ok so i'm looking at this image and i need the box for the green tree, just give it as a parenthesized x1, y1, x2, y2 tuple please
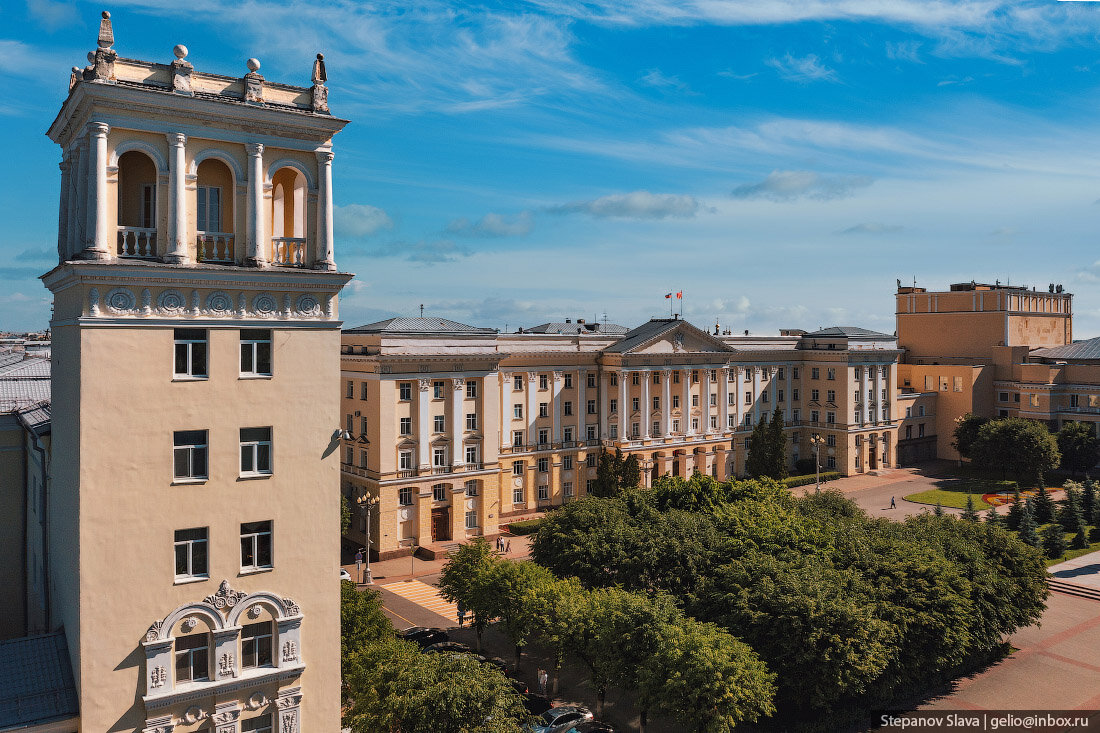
(1041, 523, 1067, 559)
(952, 412, 987, 460)
(745, 414, 770, 479)
(933, 502, 945, 517)
(971, 417, 1061, 483)
(531, 575, 588, 697)
(1005, 487, 1024, 531)
(621, 453, 643, 490)
(1057, 484, 1085, 534)
(438, 537, 500, 651)
(985, 504, 1002, 526)
(1034, 485, 1056, 525)
(485, 560, 557, 668)
(1019, 499, 1040, 548)
(341, 494, 352, 535)
(962, 494, 979, 522)
(1083, 478, 1097, 524)
(766, 407, 789, 479)
(1058, 421, 1100, 476)
(340, 583, 393, 679)
(592, 448, 625, 497)
(1072, 525, 1090, 550)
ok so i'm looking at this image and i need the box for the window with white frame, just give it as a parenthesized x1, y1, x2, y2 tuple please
(564, 374, 573, 388)
(672, 419, 680, 432)
(346, 380, 354, 399)
(240, 329, 271, 376)
(512, 460, 524, 475)
(709, 393, 717, 406)
(655, 372, 663, 385)
(433, 447, 447, 467)
(466, 381, 478, 399)
(241, 621, 273, 669)
(174, 430, 208, 480)
(632, 422, 640, 437)
(826, 411, 835, 424)
(691, 418, 699, 431)
(562, 455, 573, 470)
(433, 484, 448, 501)
(810, 410, 819, 423)
(632, 397, 639, 411)
(399, 382, 411, 400)
(399, 418, 411, 436)
(538, 485, 549, 501)
(465, 480, 478, 496)
(586, 479, 595, 492)
(610, 398, 617, 414)
(610, 373, 618, 386)
(539, 402, 549, 418)
(586, 453, 597, 467)
(538, 428, 549, 445)
(539, 374, 548, 390)
(564, 401, 573, 416)
(174, 632, 209, 683)
(761, 390, 769, 404)
(632, 373, 640, 386)
(609, 424, 618, 438)
(240, 521, 272, 571)
(586, 425, 597, 440)
(587, 373, 596, 388)
(433, 381, 445, 399)
(466, 413, 477, 430)
(360, 416, 368, 435)
(466, 445, 479, 464)
(174, 527, 208, 580)
(174, 328, 208, 378)
(587, 399, 596, 415)
(728, 415, 735, 428)
(692, 394, 699, 407)
(239, 427, 272, 476)
(513, 487, 524, 504)
(792, 388, 799, 401)
(399, 451, 412, 470)
(792, 367, 800, 379)
(826, 456, 836, 469)
(398, 487, 413, 505)
(653, 396, 660, 410)
(433, 415, 445, 433)
(826, 390, 835, 403)
(652, 421, 660, 436)
(710, 416, 718, 429)
(514, 375, 524, 391)
(564, 481, 574, 497)
(745, 391, 752, 403)
(513, 404, 523, 420)
(728, 393, 735, 405)
(465, 511, 478, 529)
(344, 446, 353, 464)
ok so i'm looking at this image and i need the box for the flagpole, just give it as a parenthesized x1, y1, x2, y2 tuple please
(669, 290, 673, 318)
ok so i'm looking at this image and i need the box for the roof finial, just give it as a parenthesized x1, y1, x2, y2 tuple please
(98, 11, 114, 49)
(312, 53, 327, 84)
(243, 58, 264, 104)
(90, 10, 117, 82)
(310, 53, 330, 114)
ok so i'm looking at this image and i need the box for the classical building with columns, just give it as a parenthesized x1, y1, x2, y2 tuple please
(340, 316, 901, 558)
(9, 12, 351, 733)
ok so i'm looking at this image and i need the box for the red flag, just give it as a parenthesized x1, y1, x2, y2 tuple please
(664, 292, 672, 299)
(676, 291, 682, 299)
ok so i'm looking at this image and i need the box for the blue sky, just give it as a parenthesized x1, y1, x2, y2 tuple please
(5, 1, 1100, 337)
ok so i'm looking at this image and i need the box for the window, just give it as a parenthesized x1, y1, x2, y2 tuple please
(399, 487, 413, 505)
(564, 481, 574, 498)
(564, 401, 573, 416)
(728, 393, 735, 405)
(811, 389, 820, 402)
(653, 396, 660, 411)
(792, 408, 800, 422)
(586, 424, 597, 440)
(882, 406, 889, 420)
(1030, 394, 1040, 407)
(826, 368, 836, 380)
(587, 399, 597, 415)
(691, 418, 699, 431)
(240, 427, 272, 476)
(399, 451, 412, 470)
(691, 394, 699, 407)
(777, 390, 784, 403)
(610, 398, 617, 414)
(537, 457, 549, 473)
(587, 373, 596, 388)
(513, 431, 524, 447)
(513, 487, 524, 504)
(610, 424, 618, 438)
(792, 388, 800, 401)
(654, 372, 662, 385)
(346, 380, 354, 399)
(826, 434, 836, 446)
(514, 404, 523, 419)
(465, 413, 478, 431)
(433, 381, 445, 399)
(240, 521, 272, 571)
(512, 460, 524, 476)
(1071, 394, 1081, 408)
(514, 375, 524, 391)
(466, 381, 477, 399)
(810, 410, 820, 423)
(539, 374, 548, 390)
(358, 449, 368, 469)
(610, 373, 618, 386)
(692, 370, 700, 383)
(632, 422, 640, 437)
(905, 425, 912, 439)
(811, 367, 820, 380)
(918, 423, 926, 437)
(361, 381, 368, 400)
(855, 390, 861, 403)
(174, 528, 208, 580)
(174, 430, 208, 480)
(564, 426, 574, 442)
(761, 390, 769, 404)
(196, 184, 221, 232)
(632, 397, 640, 411)
(826, 390, 835, 403)
(918, 405, 925, 417)
(728, 415, 735, 428)
(465, 511, 478, 529)
(632, 373, 640, 386)
(563, 456, 573, 470)
(433, 484, 448, 501)
(854, 409, 861, 422)
(399, 382, 412, 400)
(240, 329, 271, 376)
(710, 416, 718, 429)
(953, 377, 963, 393)
(433, 447, 447, 467)
(1014, 393, 1021, 403)
(652, 421, 661, 436)
(399, 418, 411, 436)
(433, 415, 445, 433)
(346, 414, 354, 433)
(745, 391, 752, 403)
(826, 456, 836, 469)
(940, 377, 949, 392)
(538, 428, 549, 445)
(564, 374, 573, 389)
(465, 480, 479, 496)
(709, 393, 717, 406)
(538, 485, 549, 501)
(586, 453, 597, 467)
(999, 391, 1009, 402)
(538, 402, 549, 418)
(174, 633, 209, 683)
(793, 367, 800, 379)
(673, 419, 680, 432)
(360, 416, 368, 435)
(242, 715, 273, 733)
(344, 446, 353, 464)
(241, 621, 273, 669)
(727, 370, 735, 382)
(586, 479, 596, 493)
(174, 328, 208, 378)
(141, 183, 157, 228)
(868, 408, 875, 421)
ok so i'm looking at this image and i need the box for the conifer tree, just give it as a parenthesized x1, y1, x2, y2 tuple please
(1006, 487, 1024, 531)
(1083, 478, 1097, 525)
(1034, 484, 1056, 525)
(1072, 525, 1090, 551)
(962, 494, 979, 522)
(766, 407, 789, 480)
(1020, 499, 1040, 548)
(933, 502, 945, 517)
(985, 504, 1002, 526)
(745, 415, 770, 479)
(1041, 523, 1067, 559)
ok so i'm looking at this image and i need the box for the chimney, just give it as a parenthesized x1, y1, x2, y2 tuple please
(577, 318, 585, 324)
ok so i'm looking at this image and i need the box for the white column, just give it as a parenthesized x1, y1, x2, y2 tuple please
(703, 368, 712, 434)
(640, 370, 650, 437)
(552, 372, 563, 444)
(500, 373, 510, 450)
(720, 368, 729, 433)
(451, 378, 465, 468)
(245, 142, 266, 266)
(417, 379, 431, 469)
(56, 156, 71, 261)
(315, 148, 336, 270)
(618, 370, 627, 441)
(526, 372, 537, 444)
(69, 141, 85, 259)
(600, 372, 610, 439)
(164, 133, 188, 263)
(752, 368, 761, 425)
(662, 369, 672, 436)
(81, 122, 111, 259)
(682, 368, 693, 435)
(577, 370, 587, 442)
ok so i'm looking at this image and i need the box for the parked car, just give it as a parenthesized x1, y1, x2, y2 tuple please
(508, 678, 529, 696)
(561, 723, 615, 733)
(396, 627, 449, 648)
(339, 568, 352, 581)
(522, 692, 553, 716)
(483, 655, 509, 673)
(423, 641, 474, 655)
(530, 705, 593, 733)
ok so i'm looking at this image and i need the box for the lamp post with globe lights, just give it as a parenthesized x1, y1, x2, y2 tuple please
(810, 433, 825, 493)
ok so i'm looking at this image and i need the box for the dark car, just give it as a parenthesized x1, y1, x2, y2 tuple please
(396, 627, 449, 648)
(562, 723, 616, 733)
(423, 641, 474, 654)
(508, 678, 529, 695)
(531, 706, 594, 733)
(522, 692, 552, 716)
(483, 655, 509, 674)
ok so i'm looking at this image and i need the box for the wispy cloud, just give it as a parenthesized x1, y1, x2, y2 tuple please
(732, 170, 873, 202)
(886, 40, 923, 63)
(26, 0, 79, 30)
(364, 238, 470, 264)
(547, 191, 701, 219)
(838, 222, 904, 235)
(638, 68, 690, 92)
(989, 226, 1017, 237)
(335, 204, 394, 238)
(765, 53, 837, 83)
(937, 75, 975, 87)
(15, 247, 54, 262)
(446, 211, 534, 237)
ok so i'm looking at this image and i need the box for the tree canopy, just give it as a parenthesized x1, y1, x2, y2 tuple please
(1058, 421, 1100, 476)
(970, 417, 1060, 482)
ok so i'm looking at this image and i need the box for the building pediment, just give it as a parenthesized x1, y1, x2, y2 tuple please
(606, 318, 735, 357)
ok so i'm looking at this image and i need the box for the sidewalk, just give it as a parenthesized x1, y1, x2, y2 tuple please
(1049, 550, 1100, 592)
(343, 534, 533, 585)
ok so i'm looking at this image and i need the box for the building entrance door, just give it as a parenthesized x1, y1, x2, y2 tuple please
(869, 441, 878, 470)
(431, 508, 450, 542)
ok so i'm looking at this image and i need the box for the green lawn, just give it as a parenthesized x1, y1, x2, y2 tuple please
(905, 489, 994, 510)
(1042, 525, 1100, 567)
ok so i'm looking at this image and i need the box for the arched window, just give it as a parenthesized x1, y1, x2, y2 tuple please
(116, 150, 158, 258)
(270, 167, 306, 266)
(196, 158, 235, 263)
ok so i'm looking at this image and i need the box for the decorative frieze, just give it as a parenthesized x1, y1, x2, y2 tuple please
(83, 284, 336, 321)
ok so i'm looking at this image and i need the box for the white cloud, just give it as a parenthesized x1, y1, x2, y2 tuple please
(26, 0, 79, 30)
(445, 211, 534, 237)
(765, 53, 837, 83)
(335, 204, 393, 238)
(731, 170, 873, 201)
(548, 190, 701, 218)
(638, 68, 690, 92)
(838, 222, 904, 234)
(886, 40, 923, 63)
(365, 238, 470, 264)
(937, 75, 975, 86)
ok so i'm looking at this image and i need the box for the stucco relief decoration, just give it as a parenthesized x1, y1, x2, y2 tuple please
(88, 287, 100, 316)
(149, 665, 166, 688)
(238, 293, 248, 317)
(157, 289, 186, 315)
(145, 620, 163, 642)
(282, 640, 298, 662)
(276, 695, 301, 710)
(248, 604, 262, 619)
(205, 291, 234, 317)
(204, 579, 247, 610)
(325, 294, 335, 319)
(218, 652, 234, 677)
(180, 617, 197, 633)
(191, 290, 201, 315)
(216, 726, 235, 733)
(399, 507, 410, 521)
(253, 293, 279, 318)
(282, 598, 301, 616)
(295, 294, 322, 318)
(141, 288, 152, 315)
(282, 711, 298, 733)
(182, 706, 207, 724)
(418, 378, 432, 391)
(282, 294, 292, 319)
(213, 711, 237, 724)
(247, 693, 268, 710)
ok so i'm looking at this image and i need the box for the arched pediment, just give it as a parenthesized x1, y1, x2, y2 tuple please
(144, 580, 301, 643)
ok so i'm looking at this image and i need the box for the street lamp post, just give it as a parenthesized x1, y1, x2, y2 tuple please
(810, 434, 824, 493)
(361, 495, 378, 585)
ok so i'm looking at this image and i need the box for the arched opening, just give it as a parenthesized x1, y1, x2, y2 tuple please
(271, 166, 306, 267)
(117, 150, 158, 258)
(195, 158, 235, 263)
(430, 483, 452, 542)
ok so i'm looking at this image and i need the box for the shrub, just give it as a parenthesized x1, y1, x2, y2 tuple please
(782, 472, 842, 488)
(506, 518, 544, 535)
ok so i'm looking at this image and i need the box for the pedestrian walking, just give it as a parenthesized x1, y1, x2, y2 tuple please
(537, 668, 548, 696)
(457, 602, 466, 627)
(889, 496, 896, 509)
(354, 548, 363, 583)
(505, 540, 511, 554)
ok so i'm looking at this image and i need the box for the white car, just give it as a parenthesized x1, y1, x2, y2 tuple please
(340, 568, 352, 581)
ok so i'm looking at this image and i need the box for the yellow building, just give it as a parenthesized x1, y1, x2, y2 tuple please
(340, 317, 901, 558)
(5, 12, 351, 732)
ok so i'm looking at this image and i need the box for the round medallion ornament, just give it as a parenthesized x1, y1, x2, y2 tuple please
(205, 290, 234, 317)
(513, 477, 523, 488)
(253, 292, 279, 318)
(465, 498, 475, 511)
(180, 617, 197, 633)
(104, 287, 136, 314)
(296, 294, 322, 317)
(157, 289, 186, 315)
(248, 604, 262, 619)
(247, 693, 267, 711)
(399, 507, 410, 521)
(587, 468, 596, 478)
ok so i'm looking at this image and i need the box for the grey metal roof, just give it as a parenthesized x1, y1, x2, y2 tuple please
(346, 317, 498, 335)
(805, 326, 894, 339)
(1033, 337, 1100, 361)
(524, 322, 629, 335)
(604, 318, 733, 354)
(0, 632, 79, 730)
(17, 403, 51, 436)
(0, 355, 51, 412)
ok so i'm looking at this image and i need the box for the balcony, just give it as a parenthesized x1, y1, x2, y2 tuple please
(271, 237, 306, 267)
(118, 226, 157, 259)
(397, 469, 417, 478)
(197, 232, 235, 263)
(432, 465, 452, 475)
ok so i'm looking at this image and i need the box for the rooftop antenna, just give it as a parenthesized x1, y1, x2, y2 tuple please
(419, 304, 424, 317)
